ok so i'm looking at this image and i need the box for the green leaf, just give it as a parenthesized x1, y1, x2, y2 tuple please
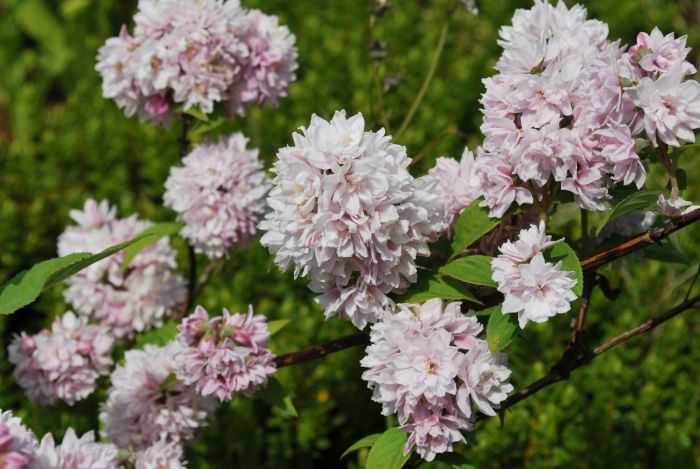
(486, 305, 519, 353)
(597, 190, 662, 236)
(396, 272, 482, 305)
(122, 222, 183, 269)
(267, 319, 290, 335)
(0, 234, 155, 315)
(183, 106, 209, 122)
(547, 242, 584, 297)
(189, 116, 228, 143)
(365, 427, 411, 469)
(134, 321, 179, 348)
(440, 255, 497, 288)
(643, 242, 691, 265)
(449, 200, 499, 260)
(341, 433, 382, 459)
(258, 378, 298, 418)
(14, 0, 70, 74)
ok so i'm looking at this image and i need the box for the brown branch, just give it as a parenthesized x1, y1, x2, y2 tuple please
(581, 208, 700, 271)
(267, 209, 700, 369)
(476, 293, 700, 421)
(274, 332, 369, 367)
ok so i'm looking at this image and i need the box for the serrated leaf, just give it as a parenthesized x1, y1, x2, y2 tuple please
(396, 272, 482, 305)
(0, 234, 154, 315)
(267, 319, 290, 335)
(134, 321, 179, 348)
(365, 427, 411, 469)
(122, 222, 183, 269)
(548, 242, 584, 297)
(449, 200, 499, 260)
(258, 378, 298, 419)
(440, 255, 497, 288)
(486, 305, 519, 353)
(597, 190, 662, 236)
(341, 433, 382, 459)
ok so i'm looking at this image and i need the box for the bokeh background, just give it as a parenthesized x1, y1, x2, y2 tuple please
(1, 0, 700, 467)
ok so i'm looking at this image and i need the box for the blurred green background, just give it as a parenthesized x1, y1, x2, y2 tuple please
(1, 0, 700, 467)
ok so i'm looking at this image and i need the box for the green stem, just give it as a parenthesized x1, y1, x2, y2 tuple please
(394, 12, 451, 141)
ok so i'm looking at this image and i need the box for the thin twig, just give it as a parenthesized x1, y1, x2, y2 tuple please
(394, 4, 454, 141)
(178, 245, 197, 320)
(270, 210, 700, 367)
(274, 332, 369, 367)
(408, 128, 469, 167)
(192, 259, 222, 301)
(580, 208, 700, 271)
(475, 293, 700, 421)
(684, 264, 700, 302)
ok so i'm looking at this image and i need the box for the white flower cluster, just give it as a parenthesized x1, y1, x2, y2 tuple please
(96, 0, 298, 124)
(492, 222, 578, 328)
(58, 199, 186, 338)
(164, 133, 271, 259)
(361, 299, 513, 461)
(260, 111, 445, 329)
(100, 342, 216, 451)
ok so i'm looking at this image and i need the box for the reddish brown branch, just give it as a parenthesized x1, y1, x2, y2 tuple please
(476, 293, 700, 421)
(275, 332, 369, 367)
(269, 209, 700, 369)
(581, 208, 700, 271)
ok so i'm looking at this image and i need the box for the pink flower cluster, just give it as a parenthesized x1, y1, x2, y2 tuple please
(58, 199, 185, 338)
(175, 305, 276, 401)
(95, 0, 297, 125)
(164, 133, 271, 259)
(100, 342, 215, 451)
(260, 111, 445, 329)
(0, 410, 120, 469)
(491, 222, 578, 328)
(8, 312, 113, 406)
(626, 28, 700, 147)
(34, 429, 119, 469)
(361, 299, 513, 461)
(472, 1, 700, 217)
(0, 410, 37, 468)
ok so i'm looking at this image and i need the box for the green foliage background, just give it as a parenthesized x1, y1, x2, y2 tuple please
(1, 0, 700, 467)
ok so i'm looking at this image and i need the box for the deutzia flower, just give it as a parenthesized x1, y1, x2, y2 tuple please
(0, 409, 38, 468)
(164, 133, 271, 259)
(260, 111, 445, 328)
(474, 0, 656, 214)
(58, 199, 185, 338)
(134, 438, 186, 469)
(100, 342, 215, 450)
(34, 429, 119, 469)
(492, 223, 578, 328)
(95, 0, 297, 124)
(420, 148, 481, 234)
(175, 305, 276, 401)
(628, 27, 696, 76)
(657, 194, 700, 216)
(456, 342, 513, 419)
(8, 313, 114, 405)
(628, 63, 700, 147)
(361, 299, 513, 461)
